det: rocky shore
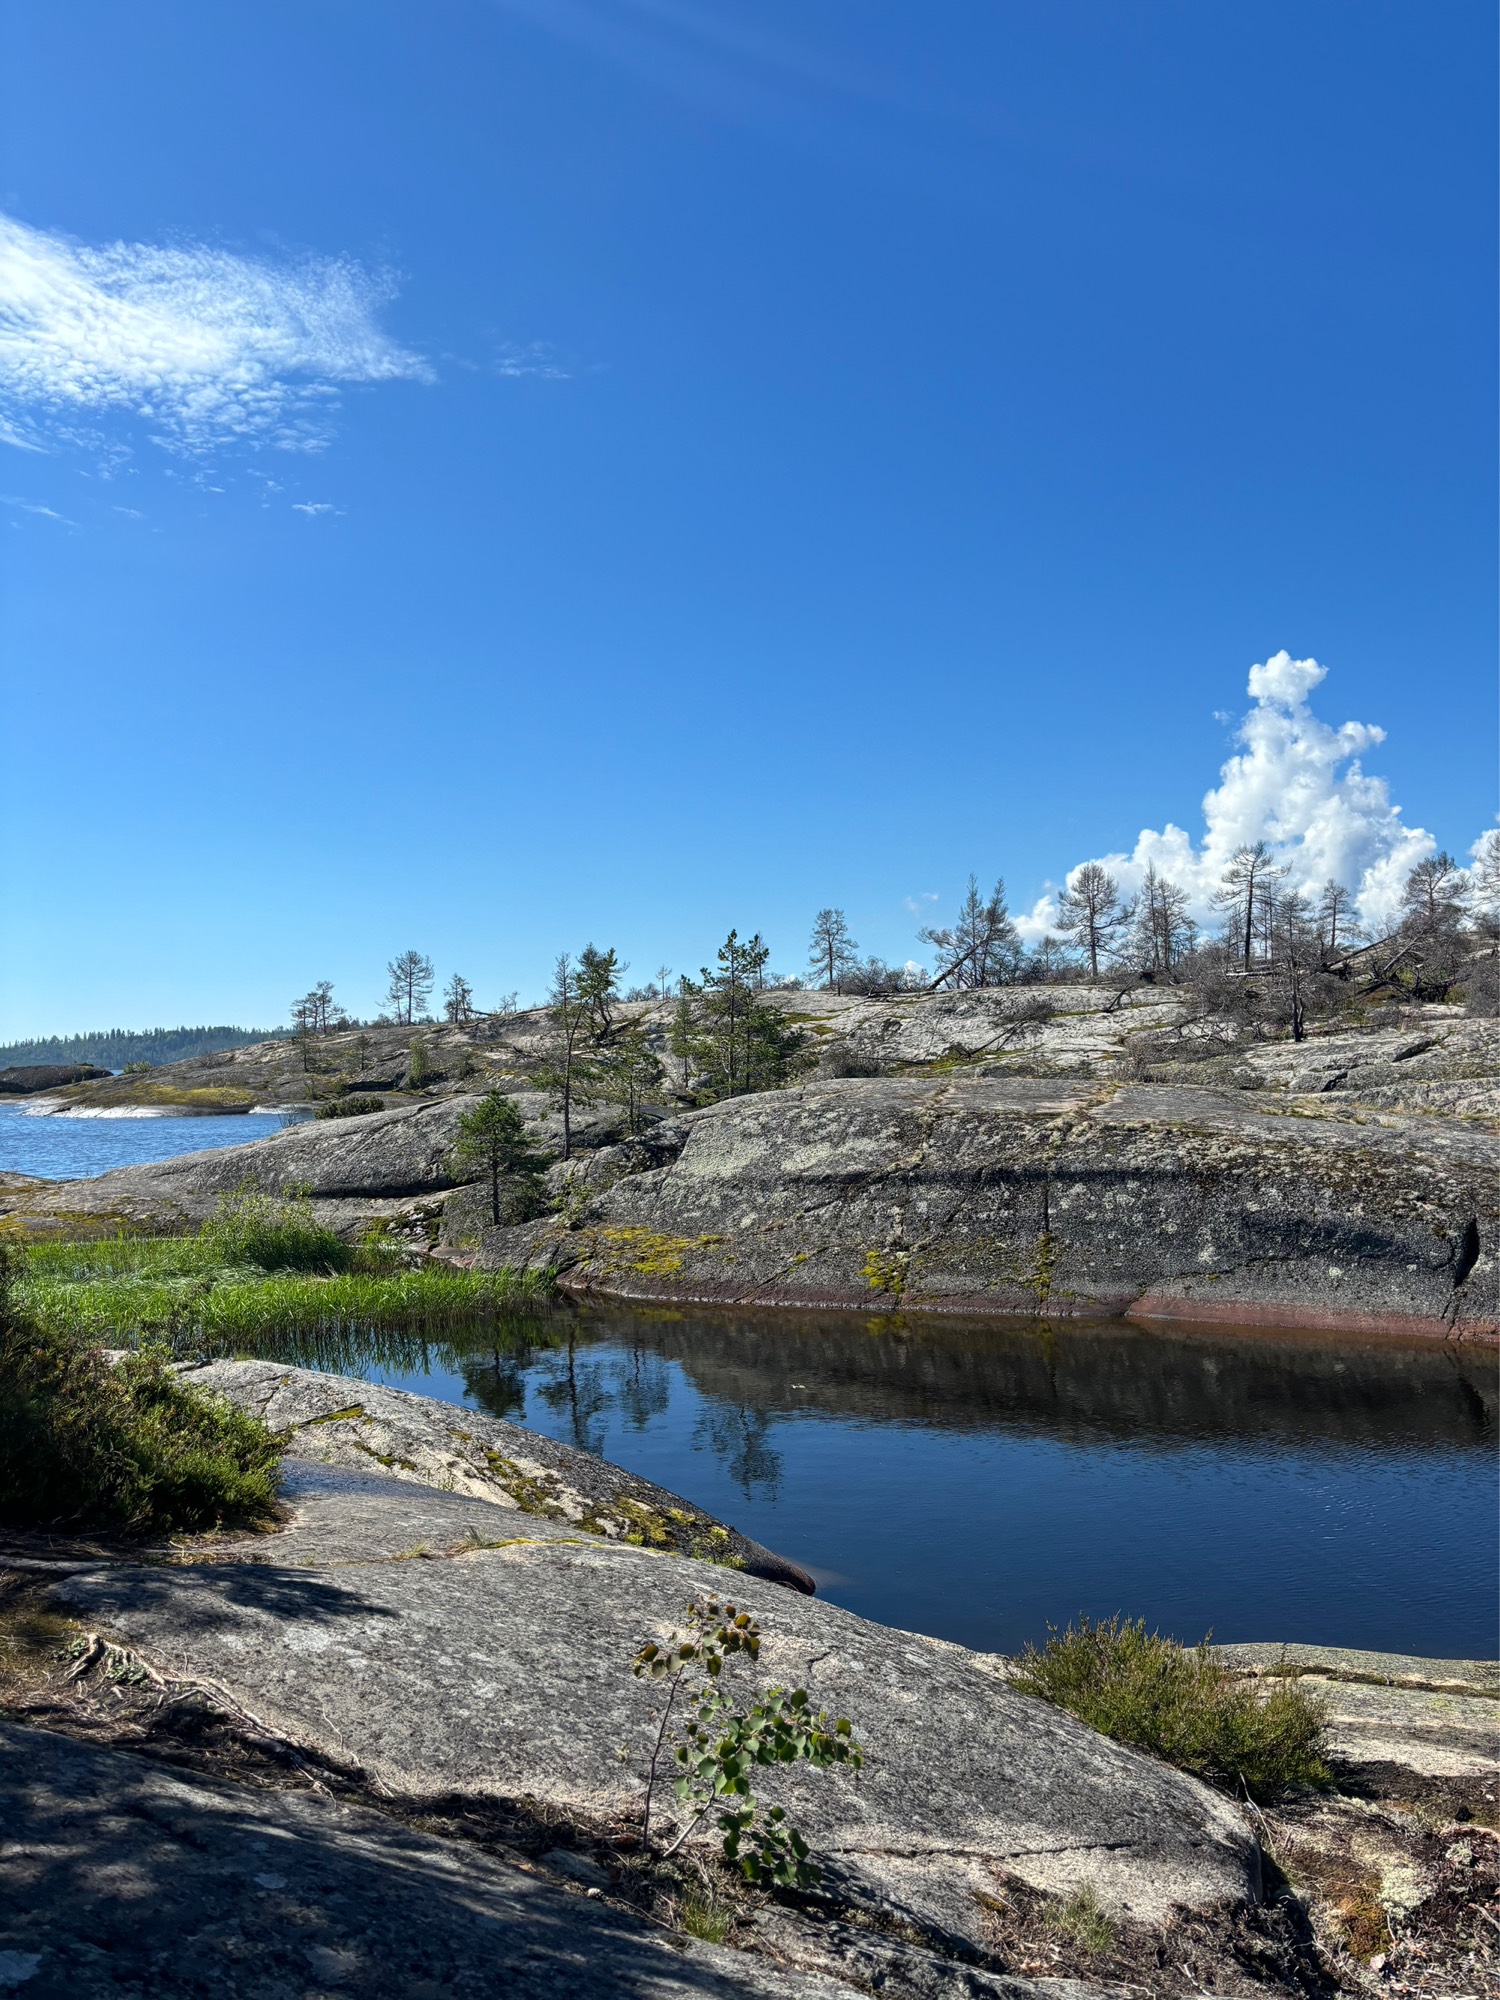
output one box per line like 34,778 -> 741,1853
3,989 -> 1495,1337
2,1365 -> 1494,1998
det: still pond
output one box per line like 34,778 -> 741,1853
211,1302 -> 1497,1662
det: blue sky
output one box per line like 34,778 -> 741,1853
1,1 -> 1494,1035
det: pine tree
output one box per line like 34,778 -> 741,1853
918,878 -> 1020,988
808,909 -> 858,991
385,950 -> 435,1025
1132,865 -> 1197,977
597,1026 -> 664,1134
1211,844 -> 1284,971
534,953 -> 598,1158
676,931 -> 801,1101
576,945 -> 622,1037
450,1091 -> 548,1226
1056,864 -> 1127,979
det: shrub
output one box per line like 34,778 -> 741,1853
315,1095 -> 387,1119
198,1183 -> 350,1273
0,1247 -> 281,1534
1012,1615 -> 1329,1802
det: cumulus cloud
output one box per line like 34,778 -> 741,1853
1028,653 -> 1441,941
0,212 -> 428,459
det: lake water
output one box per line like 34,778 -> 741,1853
0,1100 -> 301,1180
9,1106 -> 1494,1659
220,1304 -> 1499,1662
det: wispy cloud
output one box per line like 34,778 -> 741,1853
0,213 -> 429,460
291,500 -> 340,516
902,892 -> 939,914
1,493 -> 71,524
496,340 -> 571,380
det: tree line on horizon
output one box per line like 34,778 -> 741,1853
289,832 -> 1500,1042
0,1025 -> 285,1071
273,835 -> 1499,1147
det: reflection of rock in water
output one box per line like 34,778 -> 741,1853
692,1404 -> 783,1499
572,1308 -> 1498,1456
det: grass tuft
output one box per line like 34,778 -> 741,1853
1048,1885 -> 1115,1956
678,1888 -> 733,1943
1012,1614 -> 1330,1803
198,1183 -> 350,1272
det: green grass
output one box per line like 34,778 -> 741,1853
19,1260 -> 552,1348
15,1186 -> 553,1351
198,1185 -> 352,1272
1048,1886 -> 1115,1956
1012,1615 -> 1330,1803
677,1889 -> 733,1944
0,1252 -> 281,1535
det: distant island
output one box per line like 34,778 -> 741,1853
0,1026 -> 286,1071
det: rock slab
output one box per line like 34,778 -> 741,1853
0,1722 -> 860,1999
183,1357 -> 815,1591
479,1076 -> 1497,1336
52,1459 -> 1261,1951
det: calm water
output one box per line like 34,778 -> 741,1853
221,1304 -> 1499,1661
0,1101 -> 301,1179
10,1108 -> 1495,1658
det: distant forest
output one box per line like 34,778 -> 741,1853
0,1026 -> 282,1069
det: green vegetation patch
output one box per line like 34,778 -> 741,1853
21,1261 -> 552,1348
596,1226 -> 729,1278
0,1250 -> 281,1536
64,1084 -> 257,1112
1012,1614 -> 1330,1802
16,1187 -> 553,1349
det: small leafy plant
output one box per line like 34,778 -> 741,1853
632,1597 -> 863,1890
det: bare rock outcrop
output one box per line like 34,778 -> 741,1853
182,1358 -> 815,1591
472,1076 -> 1498,1337
49,1441 -> 1262,1955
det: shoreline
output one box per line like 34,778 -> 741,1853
553,1269 -> 1500,1345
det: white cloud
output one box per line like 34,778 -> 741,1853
1063,652 -> 1438,934
902,891 -> 939,914
291,501 -> 338,516
0,212 -> 428,459
1014,893 -> 1061,944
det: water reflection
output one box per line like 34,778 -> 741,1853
691,1404 -> 784,1500
209,1303 -> 1498,1658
